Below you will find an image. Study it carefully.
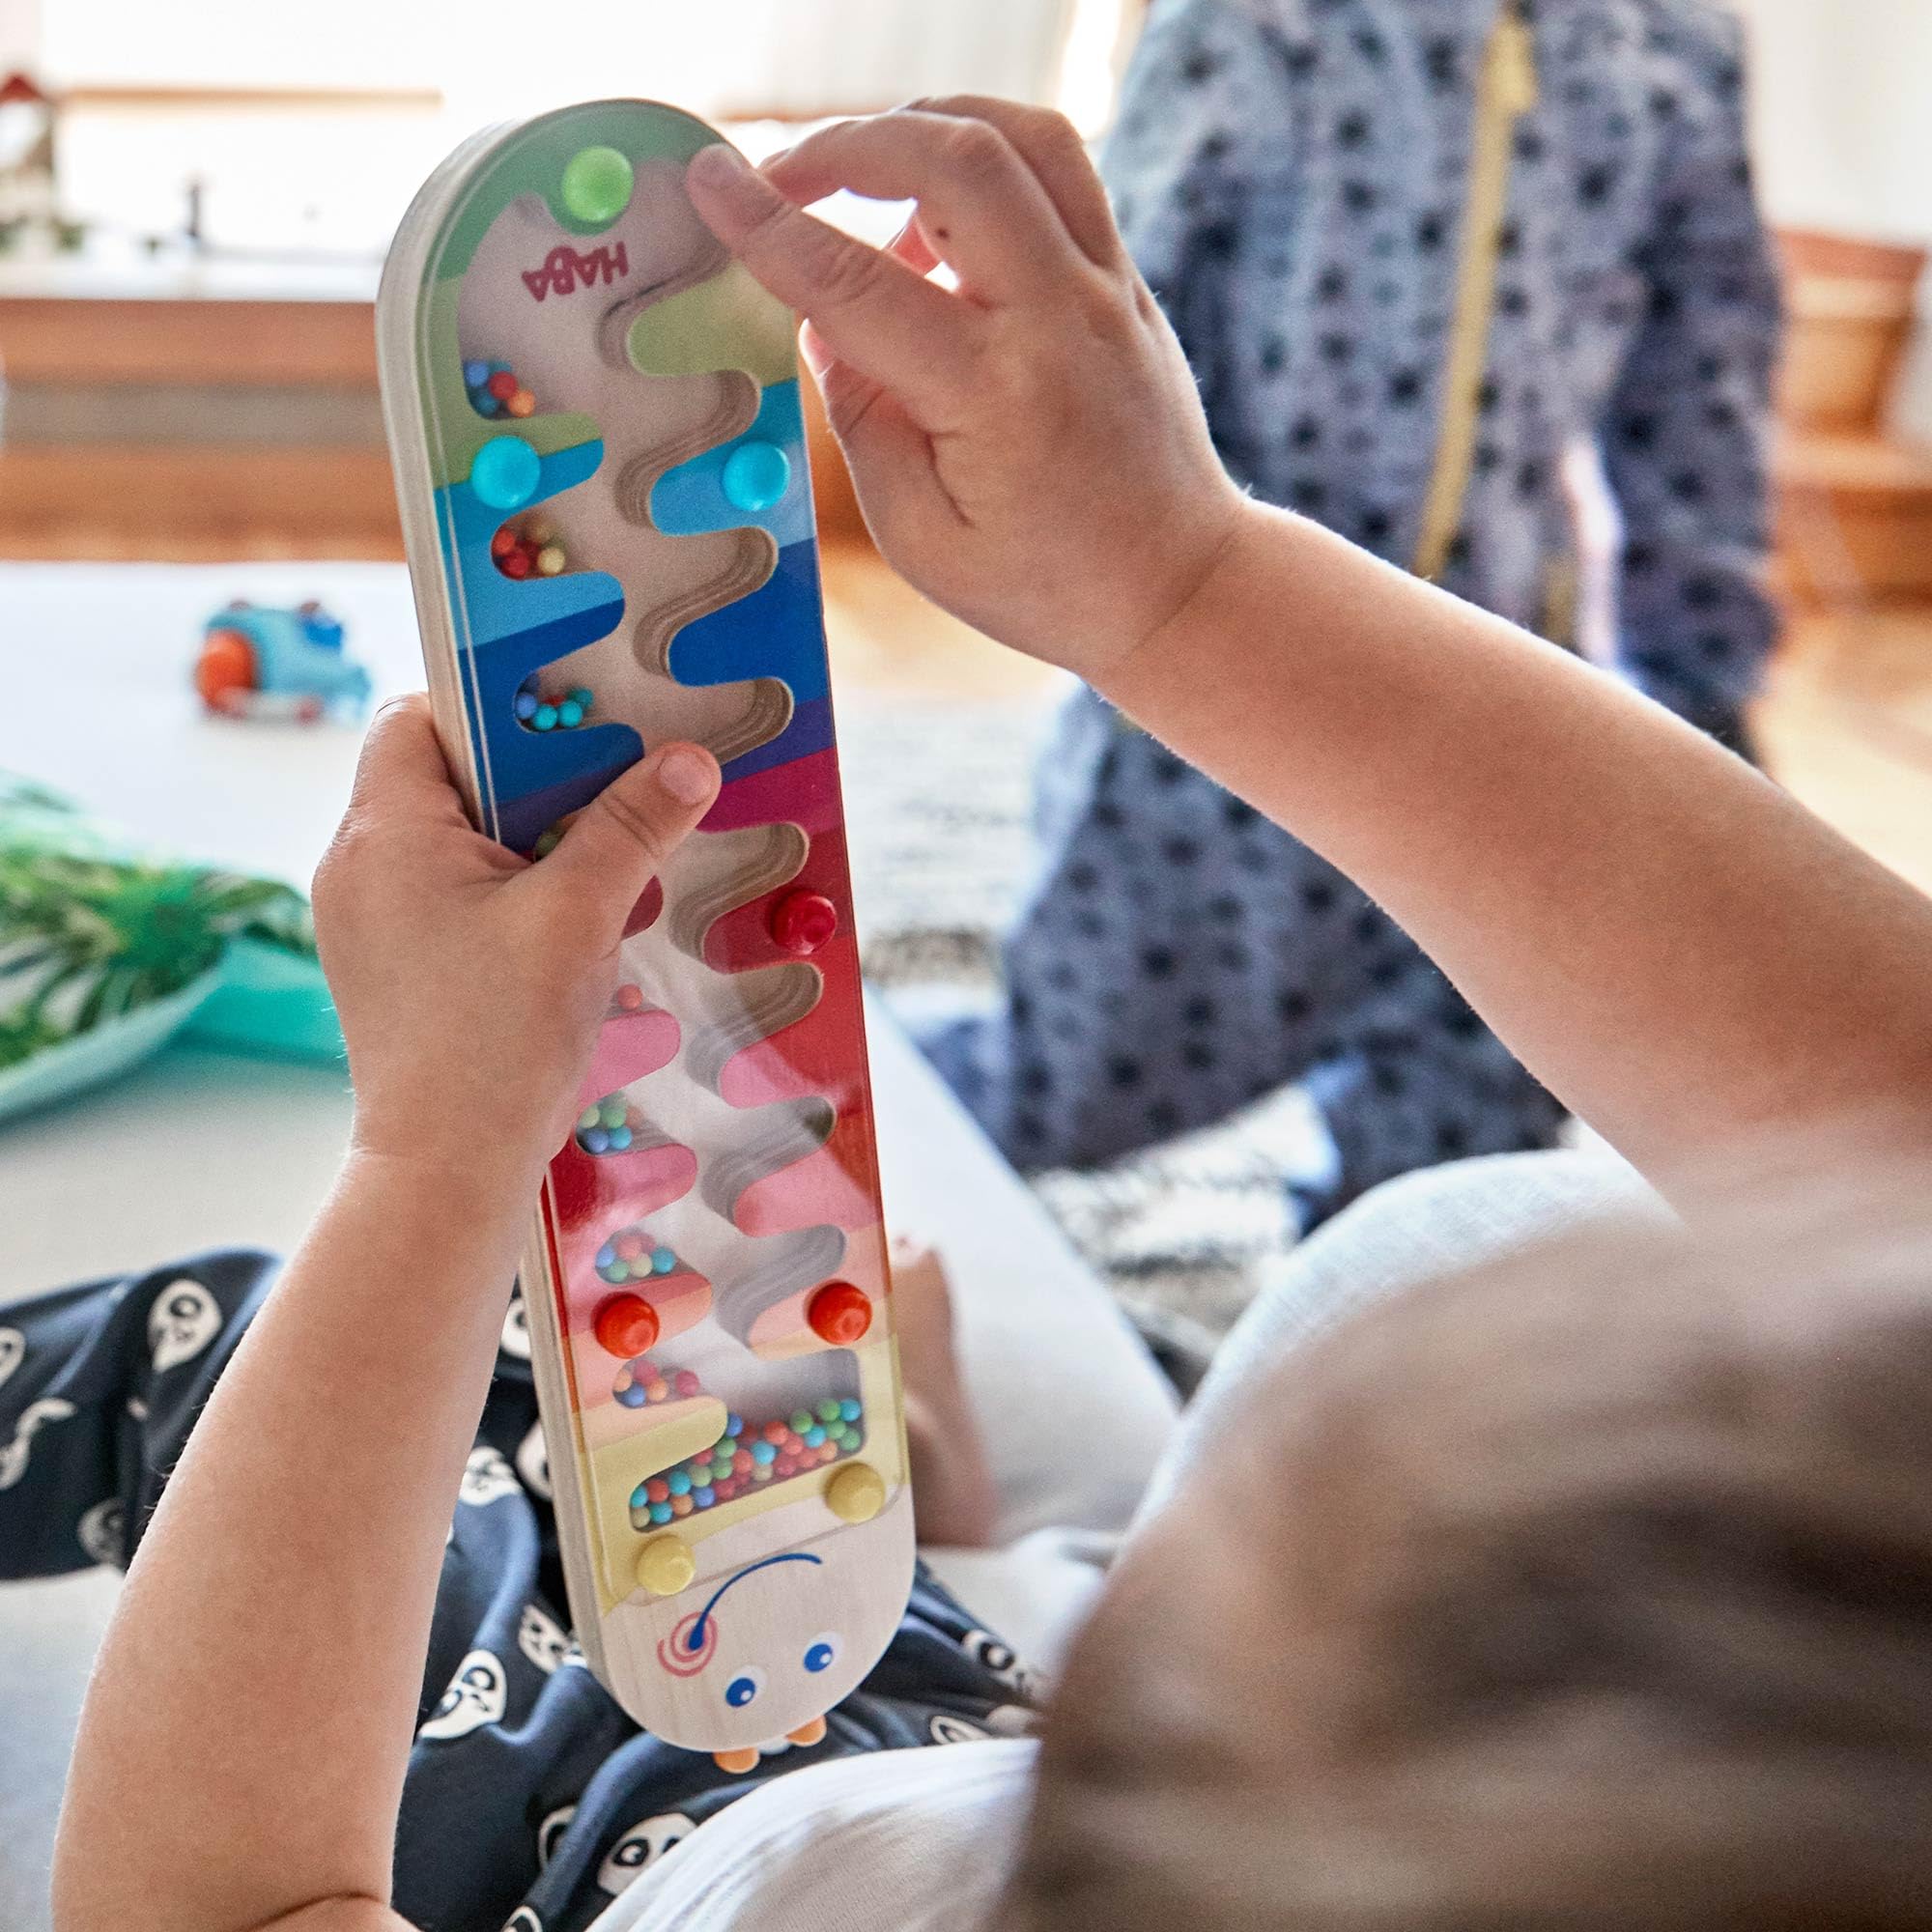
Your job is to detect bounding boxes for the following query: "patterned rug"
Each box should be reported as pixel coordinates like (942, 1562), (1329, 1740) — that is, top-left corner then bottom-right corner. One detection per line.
(838, 692), (1316, 1378)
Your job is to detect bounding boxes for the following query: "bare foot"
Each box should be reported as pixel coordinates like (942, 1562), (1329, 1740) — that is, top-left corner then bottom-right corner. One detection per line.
(892, 1236), (998, 1548)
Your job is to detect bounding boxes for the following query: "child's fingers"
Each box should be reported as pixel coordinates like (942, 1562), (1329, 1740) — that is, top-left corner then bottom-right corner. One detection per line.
(900, 96), (1124, 270)
(686, 144), (980, 419)
(808, 350), (952, 529)
(887, 213), (942, 278)
(756, 111), (1082, 300)
(534, 744), (719, 943)
(344, 695), (470, 828)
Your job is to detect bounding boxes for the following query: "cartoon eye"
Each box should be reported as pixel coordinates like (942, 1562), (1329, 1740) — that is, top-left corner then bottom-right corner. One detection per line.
(724, 1666), (766, 1708)
(803, 1633), (840, 1674)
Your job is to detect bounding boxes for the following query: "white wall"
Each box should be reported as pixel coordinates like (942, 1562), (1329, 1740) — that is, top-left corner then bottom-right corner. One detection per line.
(1736, 0), (1932, 243)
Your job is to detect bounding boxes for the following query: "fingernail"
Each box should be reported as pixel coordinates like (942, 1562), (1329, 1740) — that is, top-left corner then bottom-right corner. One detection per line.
(656, 745), (718, 806)
(688, 143), (752, 189)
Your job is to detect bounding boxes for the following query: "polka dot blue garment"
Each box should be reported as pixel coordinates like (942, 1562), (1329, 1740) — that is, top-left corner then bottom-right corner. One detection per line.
(919, 0), (1781, 1226)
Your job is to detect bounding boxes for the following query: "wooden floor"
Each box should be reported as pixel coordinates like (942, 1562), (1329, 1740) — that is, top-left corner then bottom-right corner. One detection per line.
(1756, 607), (1932, 895)
(820, 543), (1932, 892)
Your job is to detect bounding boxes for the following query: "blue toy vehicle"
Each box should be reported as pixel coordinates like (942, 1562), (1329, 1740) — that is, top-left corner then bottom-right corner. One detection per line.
(194, 600), (372, 723)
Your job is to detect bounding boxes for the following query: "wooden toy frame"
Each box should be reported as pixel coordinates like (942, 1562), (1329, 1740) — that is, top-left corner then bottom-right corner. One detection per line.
(376, 99), (912, 1763)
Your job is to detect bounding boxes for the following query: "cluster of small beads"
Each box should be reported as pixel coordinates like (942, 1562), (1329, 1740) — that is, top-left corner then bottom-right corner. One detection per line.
(465, 358), (535, 419)
(515, 674), (594, 731)
(614, 1358), (702, 1411)
(577, 1094), (645, 1154)
(492, 518), (567, 582)
(597, 1228), (676, 1285)
(629, 1399), (866, 1523)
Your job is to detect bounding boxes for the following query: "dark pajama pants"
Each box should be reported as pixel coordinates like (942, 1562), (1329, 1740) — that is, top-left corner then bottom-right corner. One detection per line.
(0, 1253), (1034, 1932)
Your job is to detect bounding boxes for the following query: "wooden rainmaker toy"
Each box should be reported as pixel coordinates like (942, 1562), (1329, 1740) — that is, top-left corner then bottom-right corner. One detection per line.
(377, 100), (912, 1770)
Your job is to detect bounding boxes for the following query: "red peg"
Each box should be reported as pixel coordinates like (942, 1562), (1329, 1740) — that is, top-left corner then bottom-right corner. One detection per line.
(807, 1281), (871, 1347)
(594, 1293), (660, 1358)
(771, 890), (838, 956)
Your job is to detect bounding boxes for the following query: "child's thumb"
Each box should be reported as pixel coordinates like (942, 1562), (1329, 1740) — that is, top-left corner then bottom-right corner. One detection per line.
(536, 744), (719, 934)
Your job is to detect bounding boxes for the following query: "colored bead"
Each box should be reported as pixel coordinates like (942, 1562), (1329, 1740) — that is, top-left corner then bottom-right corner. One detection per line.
(751, 1463), (772, 1482)
(670, 1494), (694, 1517)
(807, 1282), (872, 1348)
(501, 549), (532, 580)
(649, 1501), (673, 1525)
(732, 1449), (753, 1476)
(616, 983), (644, 1011)
(763, 1420), (788, 1445)
(614, 1233), (643, 1261)
(486, 369), (518, 401)
(817, 1441), (838, 1463)
(515, 692), (539, 722)
(557, 699), (582, 726)
(837, 1427), (860, 1451)
(725, 1412), (744, 1437)
(597, 1261), (626, 1285)
(534, 703), (556, 729)
(627, 1257), (654, 1281)
(584, 1128), (611, 1155)
(470, 435), (541, 510)
(790, 1409), (813, 1435)
(463, 359), (490, 387)
(476, 393), (501, 417)
(826, 1461), (887, 1523)
(594, 1239), (615, 1264)
(645, 1378), (668, 1403)
(652, 1247), (678, 1275)
(695, 1486), (715, 1508)
(569, 687), (594, 708)
(804, 1426), (827, 1448)
(594, 1293), (660, 1358)
(840, 1398), (863, 1423)
(533, 830), (561, 859)
(608, 1124), (632, 1151)
(645, 1478), (669, 1503)
(507, 388), (535, 418)
(817, 1398), (843, 1424)
(777, 1459), (798, 1479)
(615, 1380), (648, 1407)
(674, 1369), (700, 1397)
(560, 144), (635, 225)
(635, 1533), (694, 1596)
(721, 440), (792, 514)
(771, 890), (838, 957)
(752, 1439), (777, 1464)
(598, 1100), (624, 1129)
(492, 526), (518, 557)
(668, 1471), (691, 1496)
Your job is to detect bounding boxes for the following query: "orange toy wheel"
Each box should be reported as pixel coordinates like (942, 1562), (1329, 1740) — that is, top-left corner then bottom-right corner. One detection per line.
(196, 628), (259, 710)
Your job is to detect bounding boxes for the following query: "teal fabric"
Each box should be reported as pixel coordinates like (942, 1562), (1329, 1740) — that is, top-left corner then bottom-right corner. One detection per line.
(0, 776), (342, 1123)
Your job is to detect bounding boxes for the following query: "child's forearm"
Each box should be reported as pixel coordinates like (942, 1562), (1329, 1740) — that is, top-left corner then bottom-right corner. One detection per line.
(54, 1151), (533, 1932)
(1104, 503), (1932, 1176)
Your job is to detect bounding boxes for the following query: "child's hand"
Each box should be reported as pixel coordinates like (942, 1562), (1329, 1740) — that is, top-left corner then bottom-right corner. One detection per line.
(686, 99), (1247, 684)
(313, 696), (719, 1187)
